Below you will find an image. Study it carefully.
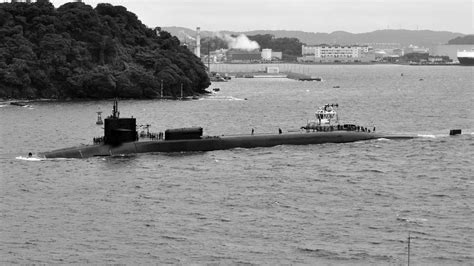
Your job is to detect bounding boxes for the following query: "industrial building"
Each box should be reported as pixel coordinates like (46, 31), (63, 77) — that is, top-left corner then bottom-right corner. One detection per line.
(226, 49), (261, 63)
(203, 48), (282, 63)
(261, 49), (272, 61)
(298, 44), (375, 63)
(404, 45), (429, 54)
(374, 48), (404, 61)
(182, 27), (283, 63)
(261, 49), (282, 61)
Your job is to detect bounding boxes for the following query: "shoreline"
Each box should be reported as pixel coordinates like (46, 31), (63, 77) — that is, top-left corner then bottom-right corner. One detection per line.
(1, 91), (214, 104)
(211, 62), (463, 66)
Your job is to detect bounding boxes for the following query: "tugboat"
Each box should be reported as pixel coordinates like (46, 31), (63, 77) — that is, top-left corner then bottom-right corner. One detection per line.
(301, 104), (374, 133)
(36, 100), (459, 159)
(302, 104), (339, 131)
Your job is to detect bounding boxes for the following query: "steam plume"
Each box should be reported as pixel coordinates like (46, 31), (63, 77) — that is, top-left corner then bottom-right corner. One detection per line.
(216, 33), (260, 51)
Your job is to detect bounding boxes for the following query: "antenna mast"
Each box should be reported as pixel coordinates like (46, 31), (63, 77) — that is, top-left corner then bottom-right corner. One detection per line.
(112, 99), (119, 118)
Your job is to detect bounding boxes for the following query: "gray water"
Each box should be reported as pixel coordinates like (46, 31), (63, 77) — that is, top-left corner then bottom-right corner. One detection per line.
(1, 65), (473, 264)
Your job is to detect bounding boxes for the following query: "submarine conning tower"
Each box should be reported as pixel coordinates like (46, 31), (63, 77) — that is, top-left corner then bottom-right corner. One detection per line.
(104, 99), (137, 145)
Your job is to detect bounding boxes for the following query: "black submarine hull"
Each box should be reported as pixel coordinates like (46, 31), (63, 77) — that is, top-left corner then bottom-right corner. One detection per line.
(38, 131), (415, 159)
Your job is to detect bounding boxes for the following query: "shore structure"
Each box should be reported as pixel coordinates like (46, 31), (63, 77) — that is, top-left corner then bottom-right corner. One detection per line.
(298, 44), (375, 63)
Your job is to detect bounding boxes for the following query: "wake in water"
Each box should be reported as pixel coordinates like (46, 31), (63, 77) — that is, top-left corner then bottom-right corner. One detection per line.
(418, 131), (472, 138)
(200, 95), (246, 101)
(16, 156), (74, 161)
(374, 131), (468, 142)
(16, 156), (44, 161)
(417, 134), (437, 138)
(416, 133), (460, 138)
(396, 216), (428, 224)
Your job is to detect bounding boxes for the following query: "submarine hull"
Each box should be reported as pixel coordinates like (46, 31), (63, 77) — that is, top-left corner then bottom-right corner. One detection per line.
(39, 131), (413, 159)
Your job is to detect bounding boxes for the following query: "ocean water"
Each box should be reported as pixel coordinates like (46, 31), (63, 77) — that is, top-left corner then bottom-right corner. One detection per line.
(1, 65), (473, 264)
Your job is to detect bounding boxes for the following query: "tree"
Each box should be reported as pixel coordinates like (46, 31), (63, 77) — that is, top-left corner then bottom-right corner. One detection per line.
(0, 1), (210, 99)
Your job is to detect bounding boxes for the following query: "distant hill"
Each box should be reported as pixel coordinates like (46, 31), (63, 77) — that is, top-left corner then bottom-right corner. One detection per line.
(163, 27), (465, 48)
(448, 35), (474, 44)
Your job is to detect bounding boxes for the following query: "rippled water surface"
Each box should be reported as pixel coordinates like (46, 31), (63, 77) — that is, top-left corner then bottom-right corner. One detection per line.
(1, 65), (473, 264)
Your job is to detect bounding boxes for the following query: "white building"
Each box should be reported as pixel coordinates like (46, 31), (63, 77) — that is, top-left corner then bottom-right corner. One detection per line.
(298, 45), (374, 63)
(261, 49), (272, 61)
(261, 48), (283, 61)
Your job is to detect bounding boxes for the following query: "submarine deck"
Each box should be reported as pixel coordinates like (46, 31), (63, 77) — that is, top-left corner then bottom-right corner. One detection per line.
(38, 130), (416, 159)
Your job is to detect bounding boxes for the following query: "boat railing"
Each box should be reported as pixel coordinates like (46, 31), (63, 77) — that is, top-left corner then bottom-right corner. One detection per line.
(302, 123), (375, 133)
(139, 131), (163, 140)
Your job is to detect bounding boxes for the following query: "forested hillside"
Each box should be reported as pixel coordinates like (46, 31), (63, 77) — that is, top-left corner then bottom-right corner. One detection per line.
(0, 1), (210, 99)
(448, 35), (474, 45)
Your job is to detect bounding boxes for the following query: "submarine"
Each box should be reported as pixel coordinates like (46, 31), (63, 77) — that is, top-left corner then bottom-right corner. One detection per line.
(37, 100), (460, 159)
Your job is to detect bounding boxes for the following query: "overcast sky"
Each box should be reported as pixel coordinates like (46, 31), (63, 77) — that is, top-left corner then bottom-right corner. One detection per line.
(49, 0), (473, 34)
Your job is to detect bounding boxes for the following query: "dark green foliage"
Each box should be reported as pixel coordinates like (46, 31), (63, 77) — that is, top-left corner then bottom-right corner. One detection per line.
(0, 2), (210, 99)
